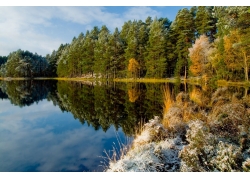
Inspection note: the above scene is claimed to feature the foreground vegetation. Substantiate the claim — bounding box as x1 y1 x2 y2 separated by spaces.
105 84 250 172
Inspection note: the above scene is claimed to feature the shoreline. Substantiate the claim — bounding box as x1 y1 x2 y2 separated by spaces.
0 77 250 87
105 86 250 172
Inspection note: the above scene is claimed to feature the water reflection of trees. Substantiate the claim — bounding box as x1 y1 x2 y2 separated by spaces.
2 80 248 137
0 80 165 135
52 81 165 136
0 80 57 107
0 81 8 99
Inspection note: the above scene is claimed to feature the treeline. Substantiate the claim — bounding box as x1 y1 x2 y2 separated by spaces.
0 50 52 77
189 7 250 82
0 6 249 81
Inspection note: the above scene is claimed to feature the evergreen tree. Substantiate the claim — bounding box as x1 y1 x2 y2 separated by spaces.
46 51 56 77
107 28 125 78
0 56 8 77
94 25 110 78
67 33 84 77
145 18 166 78
124 21 139 68
137 20 149 77
173 8 195 79
82 27 99 77
208 37 229 80
195 6 216 41
165 23 178 77
4 49 48 77
57 44 70 77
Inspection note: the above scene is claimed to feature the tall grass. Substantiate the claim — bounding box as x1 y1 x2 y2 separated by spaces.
162 84 174 128
100 129 133 171
189 86 203 106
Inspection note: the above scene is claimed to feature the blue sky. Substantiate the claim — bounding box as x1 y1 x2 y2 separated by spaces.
0 1 247 57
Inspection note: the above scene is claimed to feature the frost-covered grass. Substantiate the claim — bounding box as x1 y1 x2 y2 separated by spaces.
105 117 184 172
105 87 250 172
180 120 250 172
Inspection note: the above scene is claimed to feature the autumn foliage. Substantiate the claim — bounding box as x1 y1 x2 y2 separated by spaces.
128 58 140 78
189 35 211 77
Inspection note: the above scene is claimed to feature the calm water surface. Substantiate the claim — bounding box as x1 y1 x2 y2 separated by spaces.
1 80 248 172
0 80 165 172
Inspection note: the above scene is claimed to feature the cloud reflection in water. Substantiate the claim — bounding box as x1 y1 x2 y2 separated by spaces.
0 99 126 172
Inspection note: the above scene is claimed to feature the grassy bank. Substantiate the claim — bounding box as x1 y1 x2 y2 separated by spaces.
1 76 250 87
0 77 100 82
113 78 178 83
217 80 250 87
36 77 98 81
0 77 30 81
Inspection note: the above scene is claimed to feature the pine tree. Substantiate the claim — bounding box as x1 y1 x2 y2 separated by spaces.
4 49 48 77
67 34 84 77
107 28 125 78
145 18 166 78
195 6 216 40
57 44 70 77
137 20 149 77
124 21 139 65
94 25 110 78
173 8 195 79
165 22 178 77
82 27 99 77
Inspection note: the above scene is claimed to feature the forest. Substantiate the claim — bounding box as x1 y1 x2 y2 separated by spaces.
0 6 249 82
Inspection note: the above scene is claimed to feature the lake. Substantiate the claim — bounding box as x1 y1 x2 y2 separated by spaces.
0 80 169 172
0 80 249 172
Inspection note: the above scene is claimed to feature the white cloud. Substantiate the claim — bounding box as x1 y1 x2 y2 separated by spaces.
56 7 124 31
123 6 161 21
0 6 162 56
0 7 63 56
0 99 60 118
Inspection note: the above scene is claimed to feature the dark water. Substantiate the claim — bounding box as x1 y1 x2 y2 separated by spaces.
0 80 168 172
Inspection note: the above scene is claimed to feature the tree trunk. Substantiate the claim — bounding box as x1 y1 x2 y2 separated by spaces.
243 51 249 82
184 65 187 80
244 87 248 98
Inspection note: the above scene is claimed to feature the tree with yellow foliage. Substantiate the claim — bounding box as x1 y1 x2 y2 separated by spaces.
224 30 249 82
189 35 211 77
128 58 140 79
